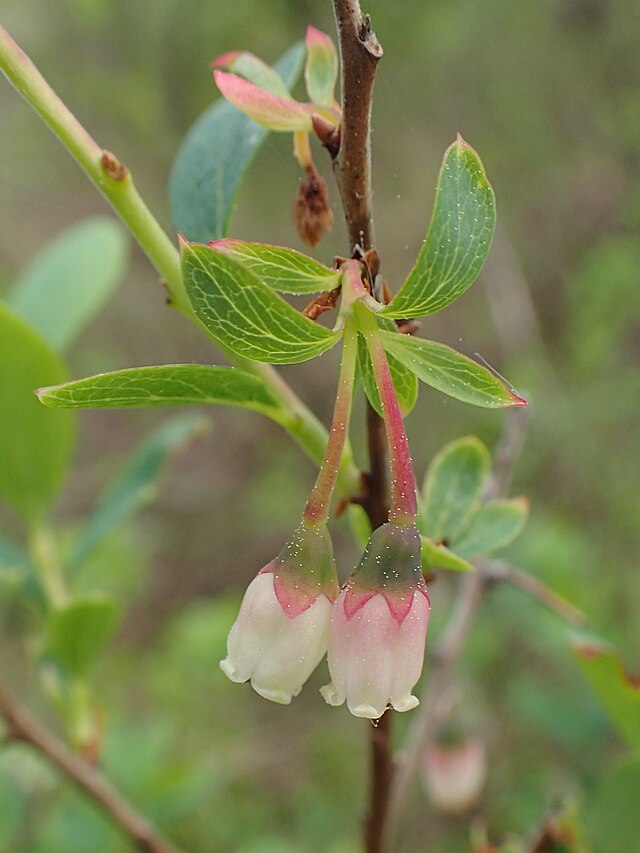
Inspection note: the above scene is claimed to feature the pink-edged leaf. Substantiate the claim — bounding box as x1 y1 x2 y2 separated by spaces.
305 26 338 106
213 70 313 131
572 634 640 752
212 51 290 97
380 331 527 409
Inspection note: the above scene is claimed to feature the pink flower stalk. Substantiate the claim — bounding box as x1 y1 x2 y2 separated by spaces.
220 522 338 704
321 522 430 719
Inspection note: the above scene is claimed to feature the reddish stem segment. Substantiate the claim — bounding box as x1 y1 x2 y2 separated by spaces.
357 305 417 525
303 319 358 525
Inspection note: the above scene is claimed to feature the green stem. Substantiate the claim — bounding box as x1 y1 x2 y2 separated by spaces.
0 24 360 498
29 522 67 609
356 304 417 525
304 317 358 525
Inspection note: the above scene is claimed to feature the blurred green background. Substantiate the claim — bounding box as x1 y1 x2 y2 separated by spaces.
1 0 640 850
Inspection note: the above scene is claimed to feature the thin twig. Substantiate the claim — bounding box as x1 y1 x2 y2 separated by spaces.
485 406 530 501
0 680 181 853
483 560 586 628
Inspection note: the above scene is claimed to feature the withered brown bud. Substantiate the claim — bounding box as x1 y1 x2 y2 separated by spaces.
293 164 334 247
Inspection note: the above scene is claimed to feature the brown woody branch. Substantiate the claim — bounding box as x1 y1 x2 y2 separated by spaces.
331 0 382 253
330 3 387 853
0 679 181 853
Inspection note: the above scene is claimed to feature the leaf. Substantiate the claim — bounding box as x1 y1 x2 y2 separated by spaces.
0 536 31 589
182 242 340 364
0 535 43 607
210 239 340 293
68 414 206 571
169 42 305 243
304 26 338 106
212 51 290 97
8 217 129 352
357 326 418 417
213 70 313 131
455 497 529 557
380 136 496 319
380 331 526 408
46 595 118 676
0 303 75 523
37 364 282 419
421 436 491 542
421 536 473 572
572 635 640 753
585 759 640 853
348 505 372 550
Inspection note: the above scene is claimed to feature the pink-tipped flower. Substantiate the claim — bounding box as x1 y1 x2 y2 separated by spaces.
321 522 430 719
220 522 338 704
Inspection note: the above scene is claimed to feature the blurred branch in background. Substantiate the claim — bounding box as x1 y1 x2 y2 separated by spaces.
480 225 544 359
0 679 181 853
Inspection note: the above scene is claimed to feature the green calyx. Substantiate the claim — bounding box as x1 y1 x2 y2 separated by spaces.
350 522 424 593
270 521 339 603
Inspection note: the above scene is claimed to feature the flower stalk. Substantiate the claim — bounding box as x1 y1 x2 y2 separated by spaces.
356 303 418 525
304 317 359 526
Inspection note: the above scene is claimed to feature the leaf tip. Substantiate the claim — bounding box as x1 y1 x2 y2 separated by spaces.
306 25 333 50
34 385 53 406
177 231 191 249
211 50 242 70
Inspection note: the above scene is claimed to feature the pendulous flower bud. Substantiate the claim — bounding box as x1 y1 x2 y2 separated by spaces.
422 737 487 814
321 522 430 719
293 164 334 247
220 522 338 704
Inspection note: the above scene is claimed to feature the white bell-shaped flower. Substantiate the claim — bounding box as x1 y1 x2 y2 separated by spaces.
220 522 338 704
321 522 430 719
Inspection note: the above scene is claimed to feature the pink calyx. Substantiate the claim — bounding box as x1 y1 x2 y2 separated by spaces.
342 582 429 625
259 563 335 620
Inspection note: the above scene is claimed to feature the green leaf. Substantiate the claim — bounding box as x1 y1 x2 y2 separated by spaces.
572 635 640 753
46 595 118 676
0 536 31 588
169 42 305 243
421 536 473 572
357 326 418 417
347 505 372 550
68 415 205 571
8 217 129 352
0 535 43 607
455 497 529 557
182 242 340 364
210 239 340 293
0 303 75 523
37 364 282 419
421 436 490 542
304 26 338 107
380 331 526 408
586 759 640 853
380 136 496 319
